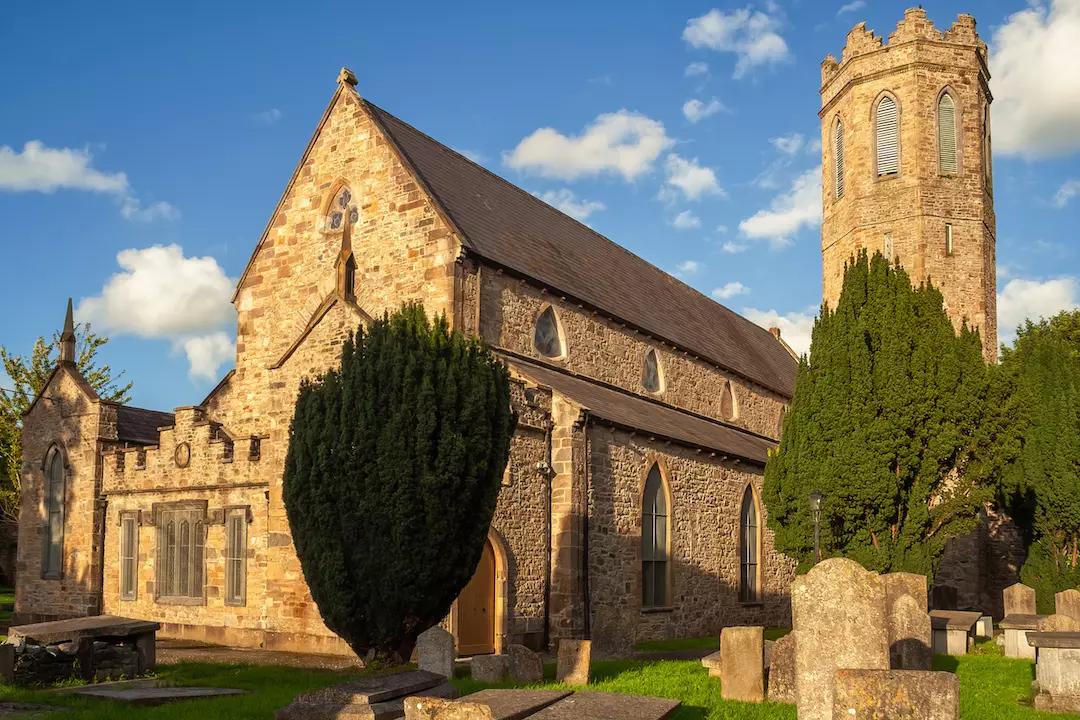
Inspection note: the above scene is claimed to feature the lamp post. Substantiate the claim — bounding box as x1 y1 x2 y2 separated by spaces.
808 490 824 566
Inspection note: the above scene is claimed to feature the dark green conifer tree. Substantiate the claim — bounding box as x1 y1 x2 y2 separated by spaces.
283 304 516 662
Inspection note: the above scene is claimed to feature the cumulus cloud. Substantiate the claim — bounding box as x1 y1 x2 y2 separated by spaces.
683 98 726 123
677 260 702 275
663 154 725 201
253 108 282 126
0 140 177 221
742 306 817 356
504 110 674 181
685 61 710 77
837 1 866 15
739 165 822 248
991 0 1080 158
771 132 805 155
683 7 791 79
722 241 748 253
179 332 237 382
535 188 606 220
1053 179 1080 207
671 210 702 229
997 276 1080 345
712 281 750 300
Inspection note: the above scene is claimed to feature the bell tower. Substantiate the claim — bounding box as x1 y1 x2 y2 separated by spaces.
820 8 997 361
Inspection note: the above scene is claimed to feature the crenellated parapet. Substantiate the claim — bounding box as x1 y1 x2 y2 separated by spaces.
888 7 943 45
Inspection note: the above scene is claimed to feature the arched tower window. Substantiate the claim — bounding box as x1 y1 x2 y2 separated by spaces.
938 92 958 175
740 485 761 602
875 95 900 176
834 118 845 199
326 186 359 232
642 464 669 608
642 349 664 394
533 306 565 359
43 447 65 578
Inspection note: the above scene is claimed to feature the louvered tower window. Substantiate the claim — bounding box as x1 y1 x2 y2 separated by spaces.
876 96 899 176
939 93 958 175
834 119 845 198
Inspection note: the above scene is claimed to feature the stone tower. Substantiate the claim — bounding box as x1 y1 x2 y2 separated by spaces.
820 8 997 361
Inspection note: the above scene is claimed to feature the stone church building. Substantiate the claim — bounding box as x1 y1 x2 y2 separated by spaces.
15 7 1016 655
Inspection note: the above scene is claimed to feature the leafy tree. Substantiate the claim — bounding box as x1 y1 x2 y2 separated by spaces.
283 303 516 662
763 251 1016 575
0 322 131 523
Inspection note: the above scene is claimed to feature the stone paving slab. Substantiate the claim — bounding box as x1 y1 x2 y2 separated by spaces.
294 671 445 705
528 691 680 719
71 686 248 706
7 616 160 645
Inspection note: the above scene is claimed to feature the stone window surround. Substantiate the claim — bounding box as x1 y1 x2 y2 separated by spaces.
720 380 740 422
319 180 359 234
532 302 568 362
152 500 208 606
870 90 903 181
640 458 674 612
40 443 69 581
224 505 252 607
117 509 141 602
936 86 963 177
642 348 665 395
739 482 763 605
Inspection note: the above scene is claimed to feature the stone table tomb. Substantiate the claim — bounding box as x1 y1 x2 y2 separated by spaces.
929 610 981 655
1000 614 1045 659
1027 631 1080 713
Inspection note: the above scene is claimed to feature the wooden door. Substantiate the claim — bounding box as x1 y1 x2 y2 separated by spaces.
457 539 495 655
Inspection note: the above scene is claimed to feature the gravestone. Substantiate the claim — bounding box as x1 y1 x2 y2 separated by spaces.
931 584 958 611
888 595 932 670
1040 614 1080 632
766 632 796 704
472 655 508 683
1004 582 1037 617
555 639 590 686
929 610 980 655
884 572 928 612
833 669 959 719
417 626 456 681
1000 614 1043 659
1027 632 1080 713
1057 590 1080 624
720 626 764 703
405 697 494 720
506 644 543 684
277 670 456 720
528 691 680 719
791 559 889 720
405 690 571 720
701 651 721 678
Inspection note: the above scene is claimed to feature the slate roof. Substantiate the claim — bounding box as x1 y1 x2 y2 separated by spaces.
364 99 799 398
115 406 175 445
505 356 776 465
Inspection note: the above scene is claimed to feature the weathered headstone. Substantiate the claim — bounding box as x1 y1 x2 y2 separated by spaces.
471 654 508 683
833 669 959 719
417 626 456 681
766 632 796 704
1004 582 1037 617
888 594 932 670
791 559 889 720
1057 590 1080 624
555 639 590 686
506 644 543 684
720 626 764 703
1040 614 1080 632
1000 614 1043 659
1028 632 1080 713
931 584 958 611
884 572 928 612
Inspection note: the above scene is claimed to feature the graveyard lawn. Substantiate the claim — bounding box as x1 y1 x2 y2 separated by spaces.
634 629 791 653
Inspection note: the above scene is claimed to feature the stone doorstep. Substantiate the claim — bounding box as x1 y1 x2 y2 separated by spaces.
432 690 572 720
528 691 681 720
294 670 446 705
70 686 248 706
277 682 459 720
6 616 160 646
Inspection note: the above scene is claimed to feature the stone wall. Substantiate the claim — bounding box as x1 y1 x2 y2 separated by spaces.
934 508 1026 619
820 8 996 361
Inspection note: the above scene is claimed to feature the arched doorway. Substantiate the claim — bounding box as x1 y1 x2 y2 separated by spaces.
457 538 496 655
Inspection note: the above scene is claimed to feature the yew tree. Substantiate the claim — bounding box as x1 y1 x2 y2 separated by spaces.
283 303 516 662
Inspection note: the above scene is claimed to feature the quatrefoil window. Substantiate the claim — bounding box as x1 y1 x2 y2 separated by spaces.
327 187 359 231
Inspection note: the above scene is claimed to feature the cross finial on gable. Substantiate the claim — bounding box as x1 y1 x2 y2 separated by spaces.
338 67 358 87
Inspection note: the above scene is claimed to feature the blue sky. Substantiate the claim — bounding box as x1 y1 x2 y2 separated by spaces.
2 0 1079 412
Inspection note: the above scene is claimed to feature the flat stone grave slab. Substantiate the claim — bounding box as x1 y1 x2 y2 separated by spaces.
1000 614 1046 659
528 691 680 719
0 703 68 718
71 686 248 706
294 670 445 706
438 690 572 719
6 616 159 645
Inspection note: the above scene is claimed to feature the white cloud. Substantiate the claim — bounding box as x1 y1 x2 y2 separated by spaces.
712 281 750 300
504 110 673 181
837 1 866 15
770 132 805 155
672 210 702 229
535 188 606 220
742 307 816 356
685 61 710 77
683 7 791 79
677 260 702 274
1053 179 1080 207
179 332 236 381
663 154 725 200
739 165 822 248
716 224 730 233
0 140 176 221
456 148 488 163
807 138 822 154
722 241 748 253
254 108 282 126
683 98 726 123
997 276 1080 345
991 0 1080 158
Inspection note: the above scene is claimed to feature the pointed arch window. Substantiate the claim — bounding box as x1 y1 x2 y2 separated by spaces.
642 464 669 608
326 186 359 232
983 103 993 190
43 447 65 578
642 349 663 394
721 381 737 421
740 486 760 603
938 92 958 175
875 95 900 176
533 306 564 359
834 118 845 199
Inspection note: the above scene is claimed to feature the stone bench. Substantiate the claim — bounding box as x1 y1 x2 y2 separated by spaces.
1027 632 1080 713
4 615 159 684
929 610 981 656
1000 614 1046 659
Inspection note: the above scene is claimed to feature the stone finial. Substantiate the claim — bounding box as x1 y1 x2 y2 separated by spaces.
337 67 358 86
59 298 76 364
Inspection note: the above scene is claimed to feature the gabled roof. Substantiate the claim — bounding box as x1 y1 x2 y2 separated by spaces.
22 362 100 418
506 356 775 465
363 99 798 397
115 406 175 445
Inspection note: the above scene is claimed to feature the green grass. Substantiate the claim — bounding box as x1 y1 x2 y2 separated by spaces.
0 587 13 624
634 629 790 653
